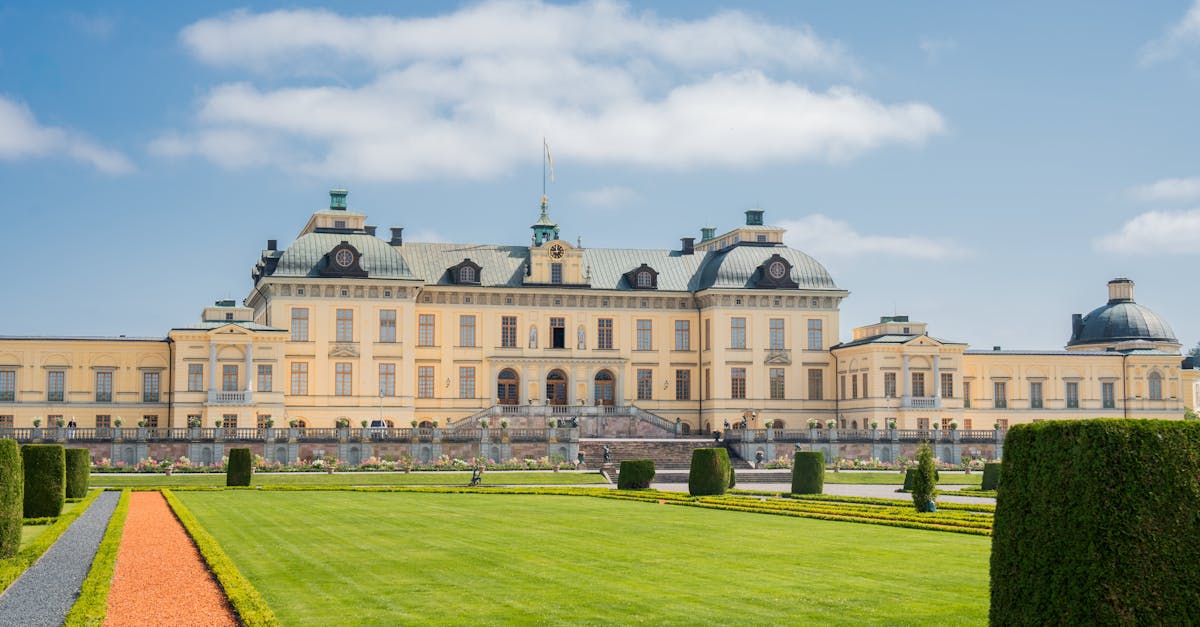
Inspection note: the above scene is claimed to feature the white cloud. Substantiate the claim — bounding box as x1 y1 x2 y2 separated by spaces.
572 185 639 209
0 96 133 174
1129 176 1200 203
157 2 944 181
1094 209 1200 254
1139 0 1200 65
779 214 964 260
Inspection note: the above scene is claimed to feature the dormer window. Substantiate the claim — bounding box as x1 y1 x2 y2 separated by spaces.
622 263 659 290
460 267 476 283
755 254 798 289
636 271 652 288
319 241 368 278
448 258 482 285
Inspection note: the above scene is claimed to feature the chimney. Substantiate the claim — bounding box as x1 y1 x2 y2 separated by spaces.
700 227 716 241
389 227 404 246
680 237 695 255
266 239 277 251
745 209 764 226
364 225 377 236
1071 313 1083 340
1107 277 1134 303
329 189 348 211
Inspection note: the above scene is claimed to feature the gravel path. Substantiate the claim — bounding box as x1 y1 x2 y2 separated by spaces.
105 492 236 626
0 491 120 627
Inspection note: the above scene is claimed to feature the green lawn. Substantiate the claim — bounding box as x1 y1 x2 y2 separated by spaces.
823 471 983 486
19 525 49 551
177 491 990 625
90 470 607 488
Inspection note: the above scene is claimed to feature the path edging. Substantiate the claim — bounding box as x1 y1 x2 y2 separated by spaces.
63 489 130 626
0 489 104 593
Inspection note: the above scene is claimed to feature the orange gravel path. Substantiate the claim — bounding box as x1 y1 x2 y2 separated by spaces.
105 492 237 627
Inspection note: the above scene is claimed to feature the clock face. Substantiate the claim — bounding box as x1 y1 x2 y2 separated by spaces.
334 249 354 268
548 243 565 259
768 260 787 279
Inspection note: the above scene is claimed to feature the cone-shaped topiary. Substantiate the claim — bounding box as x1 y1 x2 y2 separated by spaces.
791 451 824 494
728 465 737 489
0 439 23 558
688 448 731 496
226 447 252 487
617 459 655 489
981 462 1002 491
911 443 937 512
65 448 91 499
902 467 916 491
22 444 65 518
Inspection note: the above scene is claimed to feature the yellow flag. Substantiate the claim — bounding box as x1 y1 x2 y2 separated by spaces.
544 139 555 183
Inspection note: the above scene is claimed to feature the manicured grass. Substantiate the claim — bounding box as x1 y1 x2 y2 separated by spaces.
18 525 49 551
823 471 983 486
91 471 607 488
178 491 990 625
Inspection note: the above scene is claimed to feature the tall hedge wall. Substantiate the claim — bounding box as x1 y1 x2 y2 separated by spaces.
617 459 655 490
791 451 824 494
65 448 91 499
688 448 730 496
990 420 1200 625
981 462 1001 491
226 448 252 487
22 444 65 518
0 439 23 558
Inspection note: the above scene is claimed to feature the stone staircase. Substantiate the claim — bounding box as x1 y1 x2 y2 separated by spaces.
579 438 744 470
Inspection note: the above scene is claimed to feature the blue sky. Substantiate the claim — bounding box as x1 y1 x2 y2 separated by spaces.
2 1 1199 352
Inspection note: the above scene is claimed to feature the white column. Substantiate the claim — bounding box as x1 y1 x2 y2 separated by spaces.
932 354 941 409
902 354 910 401
245 343 254 392
209 344 217 392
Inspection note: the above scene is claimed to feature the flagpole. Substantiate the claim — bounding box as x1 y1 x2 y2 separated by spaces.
542 137 546 199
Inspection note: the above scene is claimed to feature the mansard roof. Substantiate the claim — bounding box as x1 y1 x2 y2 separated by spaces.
272 233 416 280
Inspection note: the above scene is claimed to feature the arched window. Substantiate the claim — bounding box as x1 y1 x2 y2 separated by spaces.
1148 371 1163 400
637 271 652 288
460 266 476 283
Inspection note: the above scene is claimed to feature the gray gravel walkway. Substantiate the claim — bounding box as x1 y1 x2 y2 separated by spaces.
0 491 120 627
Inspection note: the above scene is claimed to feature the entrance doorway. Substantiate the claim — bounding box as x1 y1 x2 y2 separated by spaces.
497 369 519 405
593 370 615 406
546 369 568 405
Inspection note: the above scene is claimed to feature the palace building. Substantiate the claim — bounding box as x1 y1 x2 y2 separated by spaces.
1 191 1196 437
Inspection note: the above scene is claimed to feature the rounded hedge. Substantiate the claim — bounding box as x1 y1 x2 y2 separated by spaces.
65 448 91 499
226 448 253 487
22 444 65 518
0 439 23 558
688 448 731 496
791 451 824 494
990 419 1200 625
981 462 1002 491
617 459 656 490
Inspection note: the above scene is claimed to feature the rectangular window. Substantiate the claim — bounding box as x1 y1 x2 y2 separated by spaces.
501 316 518 348
808 369 824 400
636 319 652 350
47 371 65 402
0 416 12 429
418 314 436 346
840 375 846 400
0 370 13 402
291 308 309 341
460 315 477 347
143 372 160 403
917 417 930 430
1030 382 1043 409
637 369 653 400
186 414 199 428
187 364 203 392
417 366 434 398
142 415 159 428
769 319 785 350
459 366 476 399
964 418 973 430
222 365 238 392
807 319 823 350
964 381 972 408
222 415 238 430
675 369 691 401
257 415 272 430
550 317 565 349
335 363 353 396
912 372 926 398
704 368 711 400
550 262 563 284
674 320 690 351
769 368 785 400
704 319 711 351
379 363 396 397
597 318 613 350
379 309 397 343
1102 382 1116 409
731 317 746 349
731 368 747 400
994 381 1008 409
336 309 354 342
290 362 308 395
862 374 868 398
941 373 954 398
1149 374 1163 400
257 365 272 393
1066 382 1079 409
884 372 896 398
95 371 113 402
854 374 861 399
95 415 111 429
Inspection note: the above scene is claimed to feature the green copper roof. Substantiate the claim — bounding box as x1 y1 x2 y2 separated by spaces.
273 233 415 279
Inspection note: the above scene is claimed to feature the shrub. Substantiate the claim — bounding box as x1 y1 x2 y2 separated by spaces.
617 459 655 490
65 448 91 499
0 439 23 558
990 420 1200 625
981 462 1002 491
688 448 731 496
910 443 937 513
791 451 824 494
226 448 252 487
728 465 737 489
21 444 65 518
902 467 916 491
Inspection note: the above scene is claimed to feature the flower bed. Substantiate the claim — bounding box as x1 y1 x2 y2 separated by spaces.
93 455 577 474
762 456 989 472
